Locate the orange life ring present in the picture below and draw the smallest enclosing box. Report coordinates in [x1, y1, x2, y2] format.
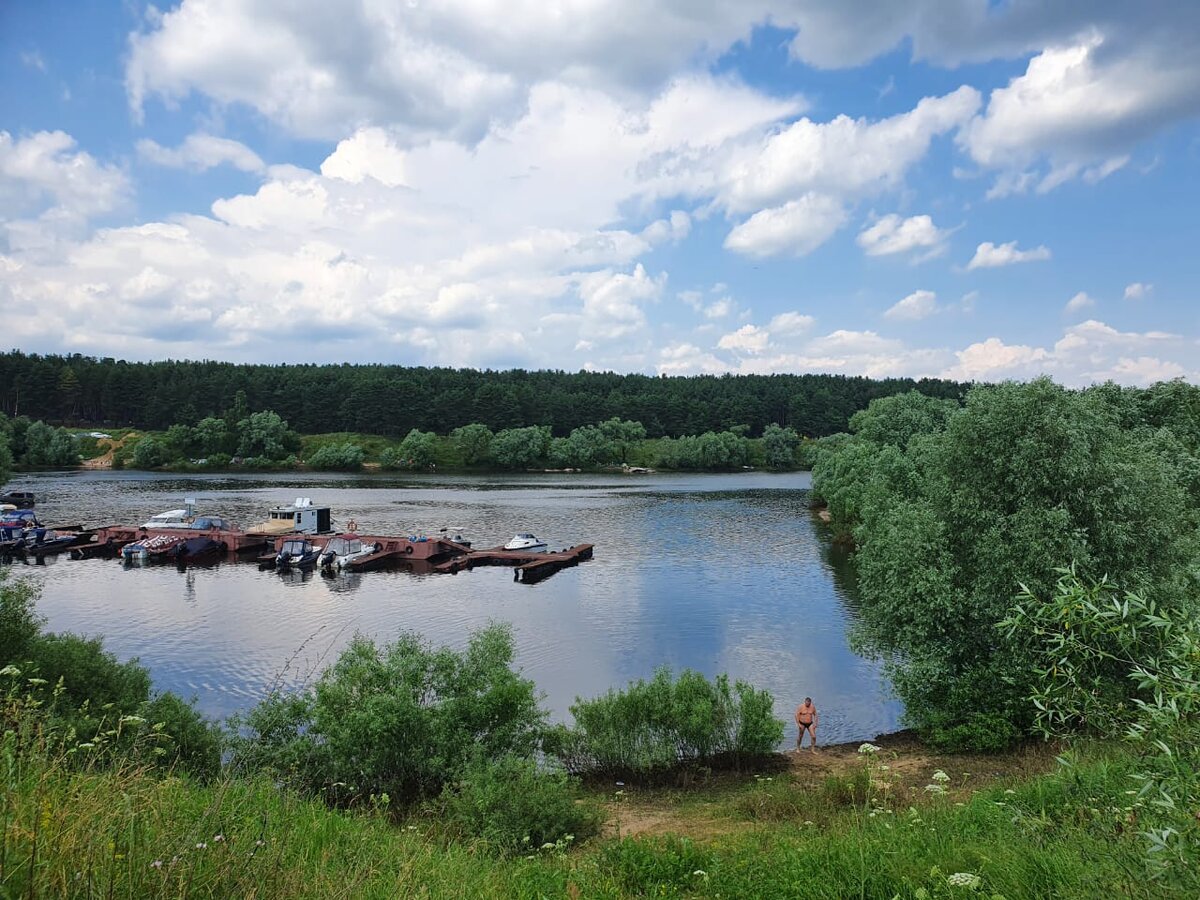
[347, 519, 358, 532]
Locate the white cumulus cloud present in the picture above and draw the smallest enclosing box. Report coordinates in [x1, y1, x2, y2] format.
[1124, 281, 1153, 300]
[1065, 291, 1095, 313]
[967, 240, 1051, 270]
[884, 289, 939, 321]
[717, 324, 769, 354]
[856, 213, 949, 258]
[723, 193, 847, 258]
[137, 133, 265, 173]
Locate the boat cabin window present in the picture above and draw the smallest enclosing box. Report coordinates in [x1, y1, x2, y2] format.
[281, 540, 308, 554]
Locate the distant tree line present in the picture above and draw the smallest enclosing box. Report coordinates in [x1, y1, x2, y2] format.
[0, 351, 968, 439]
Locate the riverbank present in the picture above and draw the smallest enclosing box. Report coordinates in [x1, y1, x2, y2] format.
[2, 733, 1170, 898]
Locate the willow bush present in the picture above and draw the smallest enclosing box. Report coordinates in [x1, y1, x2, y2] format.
[812, 380, 1200, 751]
[549, 667, 783, 778]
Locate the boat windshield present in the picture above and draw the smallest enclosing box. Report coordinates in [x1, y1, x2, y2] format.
[326, 538, 348, 554]
[281, 540, 308, 554]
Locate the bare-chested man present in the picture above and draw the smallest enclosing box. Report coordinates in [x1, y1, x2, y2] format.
[795, 697, 818, 751]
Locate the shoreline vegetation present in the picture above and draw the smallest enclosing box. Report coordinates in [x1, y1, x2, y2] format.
[1, 569, 1186, 898]
[5, 370, 1200, 895]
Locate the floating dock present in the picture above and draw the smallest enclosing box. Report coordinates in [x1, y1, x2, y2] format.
[432, 544, 595, 583]
[67, 526, 593, 583]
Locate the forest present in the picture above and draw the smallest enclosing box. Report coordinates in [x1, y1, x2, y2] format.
[0, 351, 967, 439]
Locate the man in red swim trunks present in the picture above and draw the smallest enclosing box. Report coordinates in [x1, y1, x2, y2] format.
[795, 697, 818, 751]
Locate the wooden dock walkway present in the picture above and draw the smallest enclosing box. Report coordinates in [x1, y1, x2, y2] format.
[431, 544, 594, 583]
[67, 526, 594, 583]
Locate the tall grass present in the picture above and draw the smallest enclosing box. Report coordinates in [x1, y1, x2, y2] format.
[2, 714, 1177, 899]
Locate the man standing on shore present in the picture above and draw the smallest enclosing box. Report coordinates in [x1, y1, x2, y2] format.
[795, 697, 818, 751]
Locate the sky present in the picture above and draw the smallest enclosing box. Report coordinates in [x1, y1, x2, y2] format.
[1, 1, 1198, 385]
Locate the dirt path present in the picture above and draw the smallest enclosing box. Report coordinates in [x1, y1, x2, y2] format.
[81, 434, 137, 469]
[600, 732, 1061, 840]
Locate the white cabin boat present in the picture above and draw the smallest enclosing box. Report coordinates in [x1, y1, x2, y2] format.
[504, 533, 548, 552]
[141, 497, 197, 529]
[318, 535, 379, 570]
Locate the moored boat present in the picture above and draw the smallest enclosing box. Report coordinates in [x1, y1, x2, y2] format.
[318, 535, 379, 570]
[173, 536, 226, 563]
[504, 533, 548, 552]
[123, 533, 189, 561]
[276, 538, 320, 569]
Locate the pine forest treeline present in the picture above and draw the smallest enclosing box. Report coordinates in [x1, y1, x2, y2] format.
[0, 351, 968, 438]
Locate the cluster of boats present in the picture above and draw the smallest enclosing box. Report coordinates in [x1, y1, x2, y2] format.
[0, 509, 81, 557]
[3, 491, 555, 574]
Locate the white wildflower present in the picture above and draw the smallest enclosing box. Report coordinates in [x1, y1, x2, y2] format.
[947, 872, 982, 889]
[931, 770, 951, 783]
[858, 743, 880, 755]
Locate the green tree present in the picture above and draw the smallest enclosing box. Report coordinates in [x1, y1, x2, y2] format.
[489, 426, 551, 469]
[449, 423, 493, 465]
[0, 413, 12, 485]
[390, 428, 438, 469]
[760, 423, 799, 469]
[236, 410, 300, 460]
[193, 416, 233, 456]
[597, 417, 646, 464]
[814, 378, 1200, 749]
[20, 420, 78, 467]
[132, 436, 172, 469]
[163, 423, 197, 459]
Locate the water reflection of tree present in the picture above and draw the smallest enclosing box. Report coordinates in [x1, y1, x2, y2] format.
[818, 520, 862, 614]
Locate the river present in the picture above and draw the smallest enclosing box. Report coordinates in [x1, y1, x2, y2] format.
[3, 469, 900, 743]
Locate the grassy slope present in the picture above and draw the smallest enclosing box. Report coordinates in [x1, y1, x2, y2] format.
[2, 738, 1175, 899]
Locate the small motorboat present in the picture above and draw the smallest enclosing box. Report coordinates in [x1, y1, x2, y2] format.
[18, 528, 80, 556]
[141, 505, 195, 529]
[276, 538, 320, 569]
[504, 533, 548, 552]
[318, 535, 379, 570]
[123, 533, 189, 561]
[173, 536, 226, 563]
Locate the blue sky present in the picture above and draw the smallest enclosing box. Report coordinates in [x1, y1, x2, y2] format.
[2, 1, 1198, 384]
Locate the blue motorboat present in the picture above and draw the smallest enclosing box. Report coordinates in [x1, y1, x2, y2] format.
[276, 538, 320, 569]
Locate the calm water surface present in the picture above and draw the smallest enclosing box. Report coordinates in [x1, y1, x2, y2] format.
[5, 470, 900, 743]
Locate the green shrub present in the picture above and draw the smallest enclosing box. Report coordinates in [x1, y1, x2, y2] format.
[228, 624, 546, 805]
[1004, 569, 1200, 882]
[140, 692, 222, 780]
[307, 441, 365, 470]
[0, 570, 42, 662]
[925, 712, 1019, 754]
[552, 668, 783, 778]
[2, 572, 217, 779]
[381, 429, 438, 469]
[436, 754, 600, 856]
[131, 436, 172, 469]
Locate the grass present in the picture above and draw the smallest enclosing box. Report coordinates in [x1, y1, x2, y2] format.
[2, 730, 1184, 899]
